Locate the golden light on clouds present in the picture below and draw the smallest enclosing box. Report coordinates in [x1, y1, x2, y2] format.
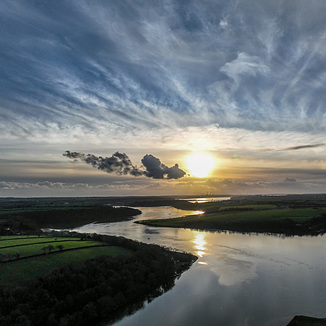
[187, 152, 215, 177]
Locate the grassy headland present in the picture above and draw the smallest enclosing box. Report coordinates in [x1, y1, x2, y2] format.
[137, 194, 326, 236]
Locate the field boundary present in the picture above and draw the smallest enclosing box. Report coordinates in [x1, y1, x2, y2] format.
[0, 239, 83, 249]
[0, 244, 112, 264]
[0, 236, 42, 242]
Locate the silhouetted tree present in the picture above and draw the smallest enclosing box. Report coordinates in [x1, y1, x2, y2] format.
[47, 245, 55, 253]
[56, 245, 64, 251]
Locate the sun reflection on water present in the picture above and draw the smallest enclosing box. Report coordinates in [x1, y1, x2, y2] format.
[193, 232, 206, 257]
[192, 210, 204, 215]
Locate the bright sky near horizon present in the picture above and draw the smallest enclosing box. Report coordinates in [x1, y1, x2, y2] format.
[1, 0, 326, 197]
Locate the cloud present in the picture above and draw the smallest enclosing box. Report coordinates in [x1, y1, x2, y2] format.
[1, 0, 326, 198]
[284, 178, 296, 183]
[0, 181, 152, 197]
[1, 0, 326, 148]
[63, 151, 186, 180]
[220, 52, 270, 80]
[141, 154, 186, 179]
[219, 17, 229, 30]
[63, 151, 143, 176]
[261, 143, 326, 152]
[280, 143, 326, 151]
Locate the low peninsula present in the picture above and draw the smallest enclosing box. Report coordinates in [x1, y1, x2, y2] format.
[136, 194, 326, 236]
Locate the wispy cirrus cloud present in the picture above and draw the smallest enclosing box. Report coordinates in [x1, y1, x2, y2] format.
[1, 0, 326, 196]
[1, 0, 326, 146]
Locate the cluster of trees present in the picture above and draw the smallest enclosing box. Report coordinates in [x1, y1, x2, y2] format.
[0, 219, 40, 235]
[0, 252, 20, 262]
[41, 244, 64, 254]
[23, 206, 142, 229]
[0, 232, 196, 326]
[1, 206, 142, 232]
[0, 245, 64, 263]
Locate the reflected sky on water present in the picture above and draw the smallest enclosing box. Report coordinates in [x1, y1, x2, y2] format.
[74, 205, 326, 326]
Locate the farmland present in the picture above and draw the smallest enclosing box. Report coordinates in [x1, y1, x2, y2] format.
[0, 232, 197, 326]
[0, 235, 130, 284]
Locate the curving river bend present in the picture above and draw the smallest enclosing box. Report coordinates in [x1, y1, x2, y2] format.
[73, 201, 326, 326]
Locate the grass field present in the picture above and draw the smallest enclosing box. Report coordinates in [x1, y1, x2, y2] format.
[0, 240, 105, 257]
[205, 208, 326, 223]
[0, 236, 80, 248]
[0, 235, 44, 240]
[0, 236, 131, 284]
[218, 204, 277, 211]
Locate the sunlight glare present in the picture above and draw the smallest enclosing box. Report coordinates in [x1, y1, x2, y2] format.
[187, 153, 215, 177]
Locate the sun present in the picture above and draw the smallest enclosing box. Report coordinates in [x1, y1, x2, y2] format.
[187, 153, 215, 177]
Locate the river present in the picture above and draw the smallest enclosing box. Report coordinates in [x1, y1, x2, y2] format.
[73, 202, 326, 326]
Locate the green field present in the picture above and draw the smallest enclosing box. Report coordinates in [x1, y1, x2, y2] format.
[0, 236, 131, 284]
[206, 208, 326, 223]
[0, 236, 80, 248]
[0, 235, 45, 240]
[219, 204, 277, 211]
[0, 240, 104, 257]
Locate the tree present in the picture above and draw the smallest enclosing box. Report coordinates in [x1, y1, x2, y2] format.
[47, 245, 55, 253]
[56, 245, 64, 251]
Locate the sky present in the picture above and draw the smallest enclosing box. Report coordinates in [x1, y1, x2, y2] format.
[1, 0, 326, 197]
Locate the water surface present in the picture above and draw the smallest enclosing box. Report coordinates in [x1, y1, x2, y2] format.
[183, 196, 231, 203]
[74, 206, 326, 326]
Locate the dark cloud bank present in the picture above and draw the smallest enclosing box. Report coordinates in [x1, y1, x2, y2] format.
[63, 151, 186, 180]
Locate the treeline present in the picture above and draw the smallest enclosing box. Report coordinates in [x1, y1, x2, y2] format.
[1, 206, 141, 232]
[0, 232, 197, 326]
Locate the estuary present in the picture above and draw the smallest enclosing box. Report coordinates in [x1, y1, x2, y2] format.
[74, 204, 326, 326]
